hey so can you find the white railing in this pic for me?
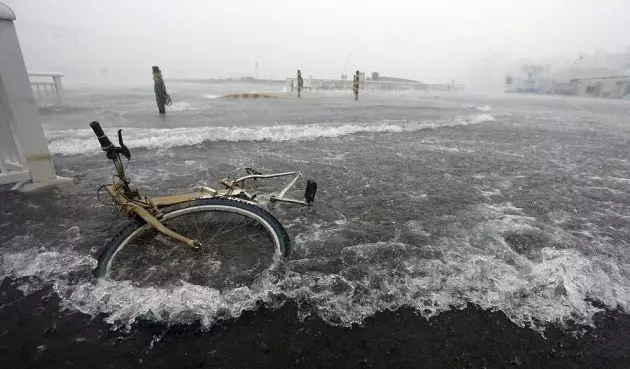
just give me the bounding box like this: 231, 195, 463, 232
28, 71, 65, 105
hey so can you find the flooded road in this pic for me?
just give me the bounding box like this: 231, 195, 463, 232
1, 84, 629, 367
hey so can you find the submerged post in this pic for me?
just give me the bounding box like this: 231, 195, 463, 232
152, 66, 171, 115
353, 70, 360, 101
297, 70, 303, 98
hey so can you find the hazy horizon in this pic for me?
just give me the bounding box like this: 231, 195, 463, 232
6, 0, 630, 87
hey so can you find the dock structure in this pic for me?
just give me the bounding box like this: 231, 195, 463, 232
285, 77, 459, 93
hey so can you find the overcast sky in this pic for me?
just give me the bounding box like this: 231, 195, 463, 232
6, 0, 630, 85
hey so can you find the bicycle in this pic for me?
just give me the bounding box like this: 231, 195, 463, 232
89, 121, 317, 285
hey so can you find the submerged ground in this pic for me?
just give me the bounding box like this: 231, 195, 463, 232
1, 84, 629, 367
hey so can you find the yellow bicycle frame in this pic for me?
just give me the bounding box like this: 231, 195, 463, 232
104, 155, 310, 249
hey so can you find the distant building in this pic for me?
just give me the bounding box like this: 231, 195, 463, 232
503, 48, 630, 98
505, 64, 551, 93
570, 76, 630, 98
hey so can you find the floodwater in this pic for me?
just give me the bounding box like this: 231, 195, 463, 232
1, 83, 629, 337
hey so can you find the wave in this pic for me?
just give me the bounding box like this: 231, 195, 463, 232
46, 114, 495, 156
1, 201, 628, 332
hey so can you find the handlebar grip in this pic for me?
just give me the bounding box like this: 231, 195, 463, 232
89, 121, 114, 151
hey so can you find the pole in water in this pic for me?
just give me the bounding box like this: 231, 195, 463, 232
152, 66, 172, 115
353, 70, 360, 101
297, 69, 303, 98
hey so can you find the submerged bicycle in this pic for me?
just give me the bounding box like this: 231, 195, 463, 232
89, 121, 317, 285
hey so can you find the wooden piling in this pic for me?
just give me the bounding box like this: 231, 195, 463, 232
152, 66, 171, 115
297, 70, 303, 98
353, 70, 360, 101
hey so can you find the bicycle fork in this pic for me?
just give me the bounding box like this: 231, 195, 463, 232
106, 186, 201, 249
130, 205, 201, 249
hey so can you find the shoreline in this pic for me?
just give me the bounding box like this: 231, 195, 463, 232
168, 78, 286, 85
1, 280, 629, 368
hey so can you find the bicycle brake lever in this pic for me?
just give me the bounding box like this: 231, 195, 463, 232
117, 129, 131, 159
245, 168, 262, 180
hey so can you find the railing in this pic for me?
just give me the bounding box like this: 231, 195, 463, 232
28, 71, 65, 105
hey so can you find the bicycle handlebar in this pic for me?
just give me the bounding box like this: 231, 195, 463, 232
90, 121, 131, 161
90, 121, 115, 153
90, 121, 132, 191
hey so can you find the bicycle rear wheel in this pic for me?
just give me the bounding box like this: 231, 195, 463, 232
95, 197, 290, 288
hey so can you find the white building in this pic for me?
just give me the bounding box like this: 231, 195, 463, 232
571, 76, 630, 99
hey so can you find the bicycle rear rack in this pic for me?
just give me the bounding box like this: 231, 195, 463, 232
220, 171, 317, 205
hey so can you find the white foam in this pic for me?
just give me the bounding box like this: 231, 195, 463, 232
1, 200, 629, 331
468, 114, 495, 124
476, 105, 492, 112
46, 114, 496, 156
64, 272, 283, 329
168, 102, 194, 111
201, 94, 220, 99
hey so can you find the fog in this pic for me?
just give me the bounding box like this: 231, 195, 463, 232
6, 0, 630, 87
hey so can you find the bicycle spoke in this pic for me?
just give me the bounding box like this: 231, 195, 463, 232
191, 213, 202, 240
206, 216, 258, 244
211, 229, 270, 248
197, 209, 217, 236
103, 200, 285, 288
203, 215, 233, 244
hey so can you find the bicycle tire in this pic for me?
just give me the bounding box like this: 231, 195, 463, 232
94, 197, 290, 286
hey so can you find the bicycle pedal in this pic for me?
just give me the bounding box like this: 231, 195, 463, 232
304, 179, 317, 204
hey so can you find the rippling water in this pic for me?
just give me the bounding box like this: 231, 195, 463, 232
1, 83, 629, 332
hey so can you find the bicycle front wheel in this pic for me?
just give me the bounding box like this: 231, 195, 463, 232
95, 198, 290, 288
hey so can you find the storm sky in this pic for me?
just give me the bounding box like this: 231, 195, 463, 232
6, 0, 630, 85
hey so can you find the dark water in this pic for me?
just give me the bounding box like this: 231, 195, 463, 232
1, 84, 630, 365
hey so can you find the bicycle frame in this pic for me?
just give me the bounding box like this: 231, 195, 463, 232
89, 120, 315, 249
104, 153, 311, 249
